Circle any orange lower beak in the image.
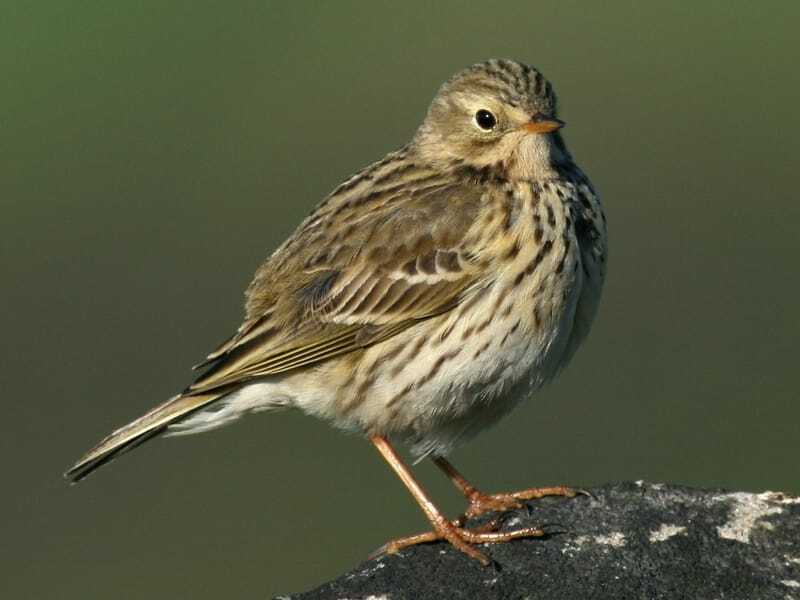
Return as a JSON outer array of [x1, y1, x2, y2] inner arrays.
[[522, 118, 565, 134]]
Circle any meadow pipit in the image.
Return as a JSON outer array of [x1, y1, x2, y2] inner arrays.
[[66, 59, 607, 566]]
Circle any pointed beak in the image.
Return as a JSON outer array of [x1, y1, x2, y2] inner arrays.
[[521, 117, 565, 134]]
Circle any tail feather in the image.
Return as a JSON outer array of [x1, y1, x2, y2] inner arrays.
[[64, 392, 223, 483]]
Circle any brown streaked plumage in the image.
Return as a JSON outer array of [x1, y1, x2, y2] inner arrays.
[[65, 59, 607, 566]]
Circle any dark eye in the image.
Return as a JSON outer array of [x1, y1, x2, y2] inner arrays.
[[474, 109, 497, 131]]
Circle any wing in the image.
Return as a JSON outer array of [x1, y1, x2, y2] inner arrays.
[[188, 169, 489, 394]]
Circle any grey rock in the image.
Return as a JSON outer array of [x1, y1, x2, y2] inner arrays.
[[277, 481, 800, 600]]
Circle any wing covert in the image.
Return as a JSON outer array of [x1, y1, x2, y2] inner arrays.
[[188, 175, 490, 394]]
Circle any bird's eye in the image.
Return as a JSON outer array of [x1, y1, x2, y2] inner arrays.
[[474, 109, 497, 131]]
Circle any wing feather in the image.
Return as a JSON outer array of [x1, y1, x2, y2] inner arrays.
[[188, 173, 490, 394]]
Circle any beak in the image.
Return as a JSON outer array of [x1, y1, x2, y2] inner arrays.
[[521, 116, 565, 134]]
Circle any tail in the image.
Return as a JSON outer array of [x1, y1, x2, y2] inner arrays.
[[64, 392, 224, 483]]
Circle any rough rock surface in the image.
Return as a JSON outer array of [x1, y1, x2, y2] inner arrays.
[[276, 481, 800, 600]]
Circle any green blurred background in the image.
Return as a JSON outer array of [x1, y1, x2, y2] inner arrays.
[[3, 2, 798, 598]]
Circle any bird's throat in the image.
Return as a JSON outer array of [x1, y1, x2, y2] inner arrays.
[[508, 134, 561, 181]]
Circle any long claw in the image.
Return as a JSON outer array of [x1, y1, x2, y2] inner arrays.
[[369, 516, 543, 566], [368, 530, 440, 561], [463, 485, 582, 518]]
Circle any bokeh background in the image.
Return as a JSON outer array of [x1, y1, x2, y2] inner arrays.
[[3, 2, 798, 598]]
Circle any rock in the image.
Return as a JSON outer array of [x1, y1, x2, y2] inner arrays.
[[276, 481, 800, 600]]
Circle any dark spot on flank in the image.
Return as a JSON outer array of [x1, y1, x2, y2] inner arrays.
[[378, 343, 405, 365], [473, 340, 491, 359], [390, 336, 426, 379], [405, 335, 428, 362], [386, 382, 415, 408], [419, 349, 461, 385], [340, 375, 377, 414], [500, 320, 521, 347], [474, 316, 493, 334], [491, 293, 505, 314]]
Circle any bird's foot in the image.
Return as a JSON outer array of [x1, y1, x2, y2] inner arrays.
[[463, 485, 581, 519], [370, 516, 545, 566]]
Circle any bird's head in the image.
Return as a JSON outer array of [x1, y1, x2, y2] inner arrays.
[[414, 59, 571, 181]]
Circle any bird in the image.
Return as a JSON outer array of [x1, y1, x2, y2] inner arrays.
[[65, 58, 607, 566]]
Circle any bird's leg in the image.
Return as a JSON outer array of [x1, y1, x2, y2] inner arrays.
[[432, 456, 579, 519], [369, 435, 544, 565]]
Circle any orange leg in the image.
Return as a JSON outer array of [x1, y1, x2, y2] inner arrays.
[[370, 436, 544, 565], [432, 456, 578, 519]]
